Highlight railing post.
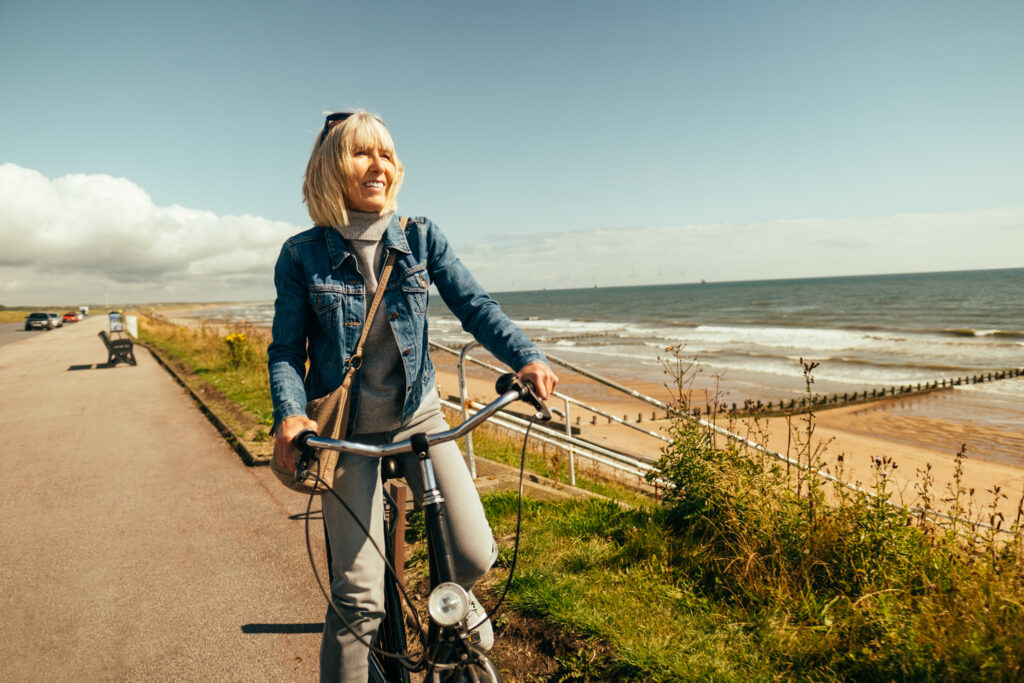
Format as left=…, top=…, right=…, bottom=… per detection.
left=563, top=396, right=575, bottom=487
left=458, top=341, right=481, bottom=478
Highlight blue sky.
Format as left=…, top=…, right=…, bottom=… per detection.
left=1, top=0, right=1022, bottom=303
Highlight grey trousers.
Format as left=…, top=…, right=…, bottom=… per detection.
left=319, top=397, right=498, bottom=683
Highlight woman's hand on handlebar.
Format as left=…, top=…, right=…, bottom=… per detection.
left=517, top=361, right=558, bottom=400
left=273, top=414, right=319, bottom=474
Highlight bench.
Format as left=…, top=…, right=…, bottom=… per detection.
left=99, top=330, right=137, bottom=366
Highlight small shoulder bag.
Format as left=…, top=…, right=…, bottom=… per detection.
left=271, top=217, right=406, bottom=494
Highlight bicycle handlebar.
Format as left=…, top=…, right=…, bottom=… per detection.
left=495, top=372, right=551, bottom=421
left=294, top=373, right=549, bottom=477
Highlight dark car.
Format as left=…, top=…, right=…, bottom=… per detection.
left=25, top=312, right=54, bottom=330
left=62, top=312, right=79, bottom=323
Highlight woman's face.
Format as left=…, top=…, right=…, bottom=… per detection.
left=345, top=147, right=395, bottom=213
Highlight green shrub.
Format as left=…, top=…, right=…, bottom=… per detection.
left=641, top=362, right=1024, bottom=680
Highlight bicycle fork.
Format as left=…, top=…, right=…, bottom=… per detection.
left=410, top=433, right=481, bottom=677
left=412, top=433, right=457, bottom=585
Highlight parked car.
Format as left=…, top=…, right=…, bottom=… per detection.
left=48, top=312, right=63, bottom=328
left=63, top=312, right=79, bottom=323
left=25, top=312, right=54, bottom=330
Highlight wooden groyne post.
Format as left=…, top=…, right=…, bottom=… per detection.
left=697, top=367, right=1024, bottom=419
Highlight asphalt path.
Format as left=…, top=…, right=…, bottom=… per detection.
left=0, top=316, right=325, bottom=681
left=0, top=321, right=51, bottom=347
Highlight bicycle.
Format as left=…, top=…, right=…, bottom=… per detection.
left=293, top=372, right=551, bottom=682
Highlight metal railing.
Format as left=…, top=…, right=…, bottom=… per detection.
left=431, top=340, right=663, bottom=487
left=440, top=397, right=658, bottom=483
left=546, top=347, right=1021, bottom=537
left=432, top=339, right=1020, bottom=538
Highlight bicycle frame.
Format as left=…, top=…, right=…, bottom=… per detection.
left=295, top=374, right=546, bottom=682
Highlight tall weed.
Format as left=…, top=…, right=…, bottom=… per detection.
left=644, top=351, right=1024, bottom=679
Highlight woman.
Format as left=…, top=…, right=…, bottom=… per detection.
left=268, top=110, right=557, bottom=682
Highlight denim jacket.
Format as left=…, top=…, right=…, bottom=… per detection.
left=268, top=214, right=546, bottom=429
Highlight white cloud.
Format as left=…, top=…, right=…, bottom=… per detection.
left=457, top=209, right=1024, bottom=291
left=0, top=164, right=299, bottom=305
left=2, top=163, right=1021, bottom=306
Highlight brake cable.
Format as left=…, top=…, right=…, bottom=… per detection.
left=300, top=411, right=538, bottom=671
left=467, top=414, right=536, bottom=632
left=303, top=471, right=426, bottom=672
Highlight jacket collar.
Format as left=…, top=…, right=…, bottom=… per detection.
left=325, top=214, right=411, bottom=270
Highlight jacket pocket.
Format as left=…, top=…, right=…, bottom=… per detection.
left=398, top=263, right=429, bottom=314
left=309, top=284, right=347, bottom=329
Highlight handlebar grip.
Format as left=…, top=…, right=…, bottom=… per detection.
left=295, top=429, right=317, bottom=451
left=495, top=373, right=552, bottom=421
left=294, top=429, right=318, bottom=480
left=494, top=372, right=519, bottom=395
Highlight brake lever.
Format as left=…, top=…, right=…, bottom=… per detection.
left=522, top=380, right=552, bottom=421
left=294, top=429, right=318, bottom=482
left=495, top=373, right=552, bottom=421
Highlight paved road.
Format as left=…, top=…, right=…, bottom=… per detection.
left=0, top=316, right=324, bottom=681
left=0, top=321, right=50, bottom=347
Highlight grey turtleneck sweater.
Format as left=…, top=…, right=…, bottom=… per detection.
left=334, top=211, right=407, bottom=433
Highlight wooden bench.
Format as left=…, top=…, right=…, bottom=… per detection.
left=99, top=330, right=137, bottom=366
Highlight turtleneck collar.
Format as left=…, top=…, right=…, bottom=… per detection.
left=334, top=210, right=395, bottom=242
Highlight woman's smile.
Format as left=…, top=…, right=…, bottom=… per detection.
left=347, top=149, right=394, bottom=212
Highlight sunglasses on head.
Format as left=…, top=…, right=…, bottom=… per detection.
left=318, top=112, right=386, bottom=147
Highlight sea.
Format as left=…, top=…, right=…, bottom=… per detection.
left=195, top=267, right=1024, bottom=456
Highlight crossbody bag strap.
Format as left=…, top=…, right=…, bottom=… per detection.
left=349, top=216, right=408, bottom=370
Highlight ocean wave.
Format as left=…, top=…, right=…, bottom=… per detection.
left=188, top=302, right=274, bottom=324
left=539, top=327, right=1017, bottom=371
left=510, top=317, right=631, bottom=335
left=703, top=356, right=956, bottom=387
left=944, top=328, right=1024, bottom=340
left=831, top=356, right=965, bottom=372
left=506, top=317, right=1023, bottom=351
left=543, top=341, right=960, bottom=388
left=212, top=298, right=1016, bottom=394
left=430, top=317, right=1022, bottom=375
left=560, top=341, right=984, bottom=387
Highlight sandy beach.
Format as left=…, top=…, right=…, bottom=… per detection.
left=747, top=406, right=1024, bottom=523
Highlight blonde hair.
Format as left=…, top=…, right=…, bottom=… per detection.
left=302, top=110, right=405, bottom=227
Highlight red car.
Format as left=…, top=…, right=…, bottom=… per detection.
left=62, top=312, right=79, bottom=323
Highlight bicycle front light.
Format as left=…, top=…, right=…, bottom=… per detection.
left=427, top=582, right=470, bottom=627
